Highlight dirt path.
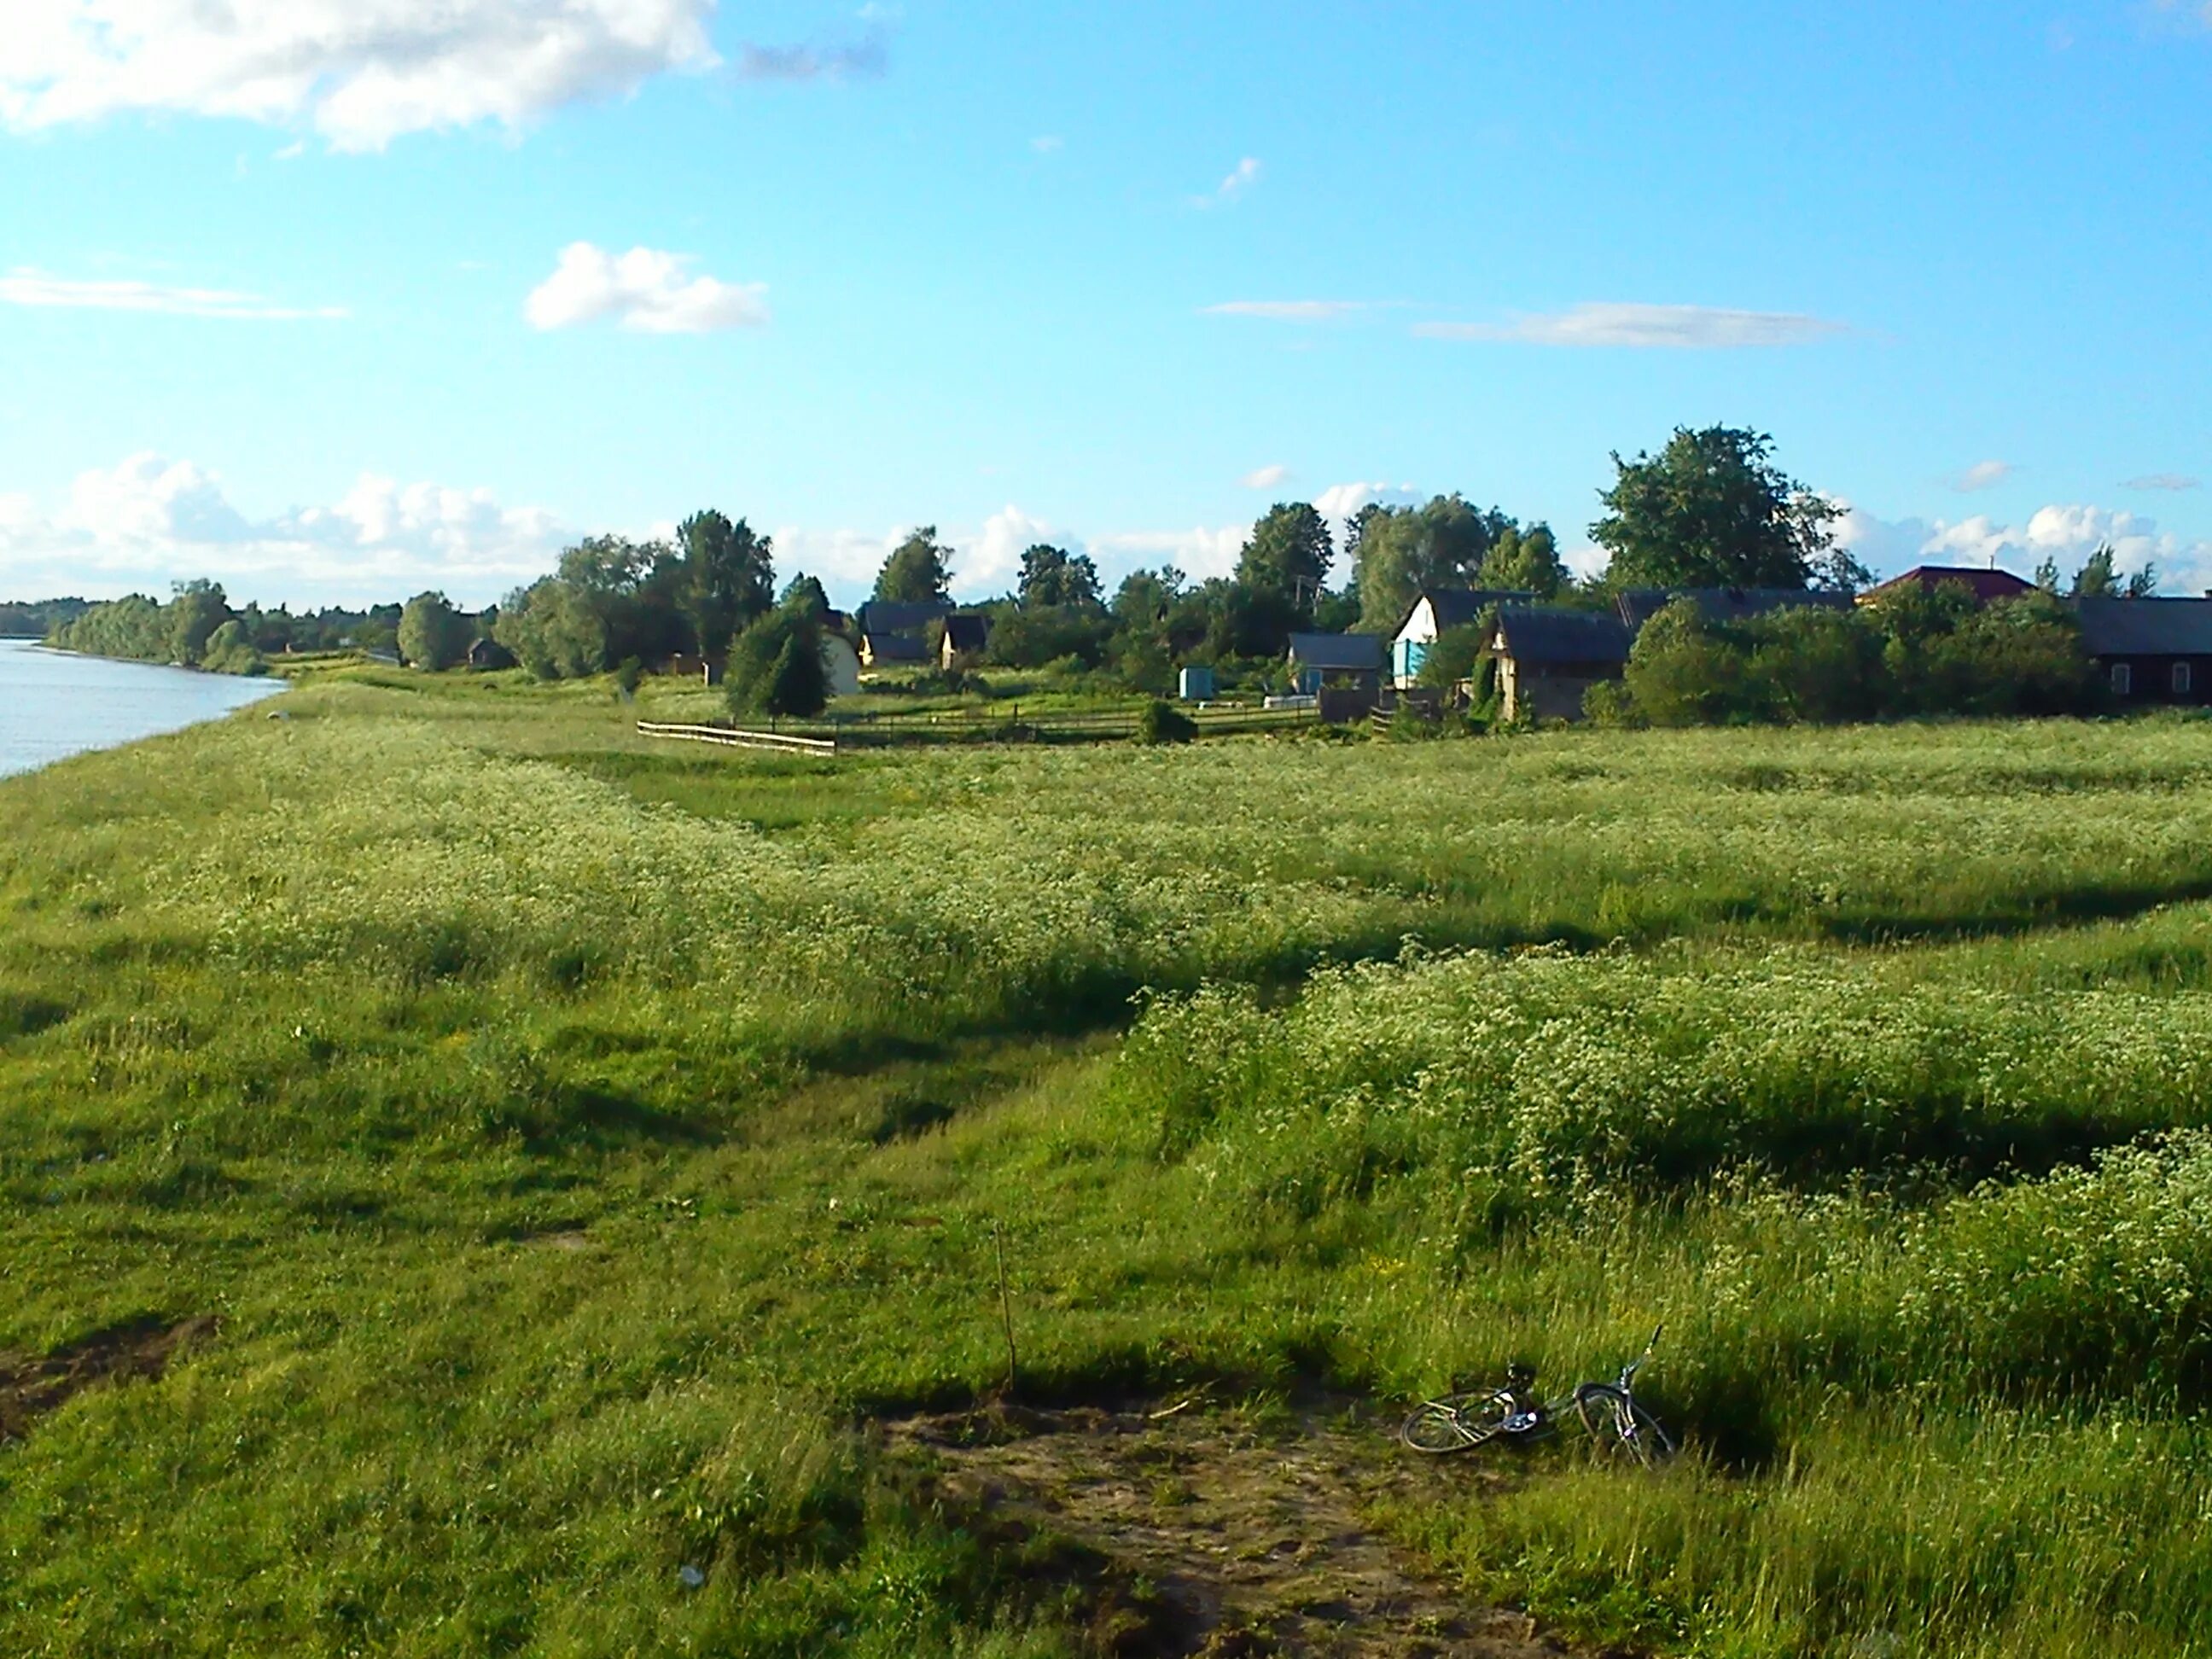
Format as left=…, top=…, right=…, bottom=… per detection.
left=0, top=1315, right=218, bottom=1442
left=885, top=1399, right=1591, bottom=1658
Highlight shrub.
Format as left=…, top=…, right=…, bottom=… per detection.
left=1134, top=700, right=1196, bottom=745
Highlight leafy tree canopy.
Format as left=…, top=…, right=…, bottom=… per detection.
left=1017, top=544, right=1103, bottom=609
left=677, top=509, right=776, bottom=658
left=1353, top=495, right=1517, bottom=631
left=398, top=591, right=469, bottom=672
left=1592, top=426, right=1850, bottom=592
left=1236, top=503, right=1333, bottom=615
left=726, top=594, right=830, bottom=719
left=875, top=527, right=954, bottom=606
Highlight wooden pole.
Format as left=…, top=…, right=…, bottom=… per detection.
left=992, top=1221, right=1018, bottom=1399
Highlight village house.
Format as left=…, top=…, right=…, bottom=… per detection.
left=940, top=614, right=991, bottom=671
left=820, top=629, right=863, bottom=696
left=857, top=600, right=949, bottom=668
left=1488, top=605, right=1636, bottom=723
left=2075, top=598, right=2212, bottom=705
left=1388, top=589, right=1535, bottom=689
left=1858, top=565, right=2036, bottom=606
left=1285, top=632, right=1384, bottom=696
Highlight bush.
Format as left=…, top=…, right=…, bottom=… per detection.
left=1581, top=679, right=1643, bottom=727
left=726, top=600, right=829, bottom=718
left=1134, top=700, right=1196, bottom=745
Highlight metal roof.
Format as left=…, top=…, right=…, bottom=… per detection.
left=1396, top=588, right=1537, bottom=636
left=1491, top=605, right=1635, bottom=667
left=1286, top=632, right=1385, bottom=672
left=2074, top=598, right=2212, bottom=657
left=941, top=614, right=992, bottom=653
left=859, top=599, right=952, bottom=637
left=1860, top=566, right=2035, bottom=604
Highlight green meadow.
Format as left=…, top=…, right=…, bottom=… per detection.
left=10, top=667, right=2212, bottom=1655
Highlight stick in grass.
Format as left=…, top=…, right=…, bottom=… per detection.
left=992, top=1221, right=1019, bottom=1399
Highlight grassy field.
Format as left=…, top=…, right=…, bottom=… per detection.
left=9, top=667, right=2212, bottom=1655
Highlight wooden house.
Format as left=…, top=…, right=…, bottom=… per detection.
left=1858, top=566, right=2035, bottom=607
left=1488, top=606, right=1635, bottom=723
left=1388, top=589, right=1535, bottom=689
left=2075, top=598, right=2212, bottom=705
left=1285, top=632, right=1384, bottom=696
left=940, top=614, right=992, bottom=670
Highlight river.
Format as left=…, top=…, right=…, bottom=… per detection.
left=0, top=637, right=285, bottom=781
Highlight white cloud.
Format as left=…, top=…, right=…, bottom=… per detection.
left=1202, top=300, right=1365, bottom=323
left=525, top=243, right=769, bottom=334
left=1091, top=525, right=1247, bottom=583
left=767, top=525, right=904, bottom=597
left=2124, top=474, right=2202, bottom=492
left=1193, top=155, right=1260, bottom=207
left=959, top=505, right=1057, bottom=597
left=736, top=36, right=888, bottom=80
left=1953, top=459, right=2012, bottom=492
left=0, top=270, right=346, bottom=321
left=1836, top=498, right=2212, bottom=593
left=1311, top=480, right=1418, bottom=533
left=0, top=452, right=564, bottom=604
left=0, top=0, right=719, bottom=152
left=1416, top=302, right=1847, bottom=349
left=1240, top=464, right=1290, bottom=491
left=1030, top=134, right=1062, bottom=154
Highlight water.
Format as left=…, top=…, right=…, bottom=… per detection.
left=0, top=637, right=284, bottom=781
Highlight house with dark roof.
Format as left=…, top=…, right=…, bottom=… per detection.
left=940, top=613, right=992, bottom=670
left=1860, top=566, right=2036, bottom=606
left=2075, top=598, right=2212, bottom=704
left=1388, top=589, right=1537, bottom=688
left=1488, top=606, right=1636, bottom=723
left=1286, top=632, right=1385, bottom=696
left=858, top=599, right=951, bottom=669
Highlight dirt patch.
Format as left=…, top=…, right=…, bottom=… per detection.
left=0, top=1315, right=218, bottom=1442
left=884, top=1399, right=1589, bottom=1657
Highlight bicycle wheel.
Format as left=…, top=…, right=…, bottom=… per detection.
left=1401, top=1388, right=1518, bottom=1455
left=1574, top=1384, right=1674, bottom=1466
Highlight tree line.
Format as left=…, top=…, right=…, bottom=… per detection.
left=30, top=425, right=2166, bottom=700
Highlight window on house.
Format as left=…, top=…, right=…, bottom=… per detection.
left=2175, top=662, right=2193, bottom=696
left=2112, top=663, right=2133, bottom=696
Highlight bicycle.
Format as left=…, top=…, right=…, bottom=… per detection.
left=1400, top=1326, right=1675, bottom=1466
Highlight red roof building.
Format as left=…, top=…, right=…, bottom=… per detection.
left=1859, top=565, right=2036, bottom=605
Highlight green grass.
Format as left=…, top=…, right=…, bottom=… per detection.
left=10, top=673, right=2212, bottom=1652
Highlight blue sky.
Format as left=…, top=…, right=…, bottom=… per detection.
left=2, top=0, right=2208, bottom=608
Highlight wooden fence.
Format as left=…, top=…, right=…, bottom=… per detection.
left=636, top=701, right=1316, bottom=754
left=634, top=721, right=838, bottom=755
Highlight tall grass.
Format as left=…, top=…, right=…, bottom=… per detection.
left=9, top=682, right=2212, bottom=1651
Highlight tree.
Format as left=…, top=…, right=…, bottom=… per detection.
left=677, top=510, right=776, bottom=658
left=167, top=579, right=230, bottom=666
left=1236, top=503, right=1334, bottom=616
left=2128, top=562, right=2161, bottom=599
left=1621, top=598, right=1760, bottom=725
left=780, top=573, right=831, bottom=615
left=1017, top=544, right=1103, bottom=609
left=2071, top=544, right=2122, bottom=598
left=1592, top=426, right=1842, bottom=591
left=726, top=596, right=830, bottom=718
left=1481, top=522, right=1569, bottom=599
left=1353, top=496, right=1516, bottom=631
left=875, top=527, right=953, bottom=605
left=398, top=591, right=469, bottom=671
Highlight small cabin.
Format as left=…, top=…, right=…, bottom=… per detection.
left=1489, top=606, right=1634, bottom=723
left=1388, top=589, right=1535, bottom=688
left=1285, top=632, right=1384, bottom=696
left=940, top=614, right=991, bottom=670
left=2076, top=598, right=2212, bottom=706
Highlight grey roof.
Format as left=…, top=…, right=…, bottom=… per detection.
left=859, top=599, right=951, bottom=637
left=942, top=614, right=991, bottom=654
left=1286, top=631, right=1384, bottom=672
left=1399, top=588, right=1538, bottom=635
left=2075, top=598, right=2212, bottom=657
left=1491, top=605, right=1635, bottom=667
left=1614, top=587, right=1857, bottom=630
